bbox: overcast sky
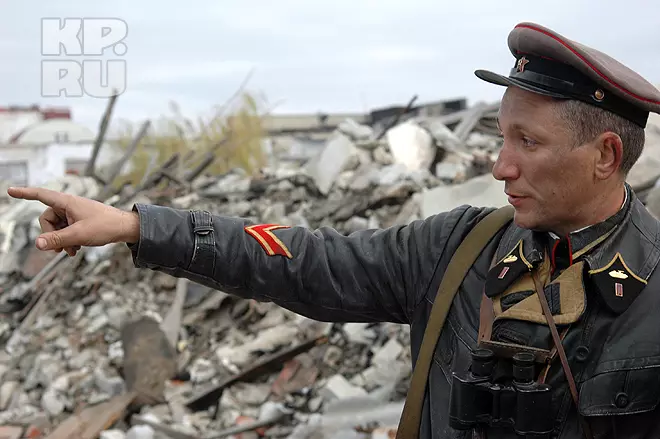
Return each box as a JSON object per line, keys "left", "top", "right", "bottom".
{"left": 1, "top": 1, "right": 659, "bottom": 132}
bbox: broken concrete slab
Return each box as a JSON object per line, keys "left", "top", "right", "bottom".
{"left": 304, "top": 133, "right": 359, "bottom": 195}
{"left": 0, "top": 426, "right": 23, "bottom": 439}
{"left": 435, "top": 161, "right": 469, "bottom": 183}
{"left": 338, "top": 119, "right": 375, "bottom": 142}
{"left": 628, "top": 112, "right": 660, "bottom": 189}
{"left": 385, "top": 121, "right": 436, "bottom": 172}
{"left": 417, "top": 117, "right": 463, "bottom": 153}
{"left": 421, "top": 173, "right": 508, "bottom": 218}
{"left": 645, "top": 185, "right": 660, "bottom": 220}
{"left": 321, "top": 374, "right": 368, "bottom": 401}
{"left": 453, "top": 101, "right": 492, "bottom": 142}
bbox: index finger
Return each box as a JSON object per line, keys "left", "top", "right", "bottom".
{"left": 7, "top": 187, "right": 69, "bottom": 209}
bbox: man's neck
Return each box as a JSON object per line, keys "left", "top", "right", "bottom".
{"left": 550, "top": 184, "right": 627, "bottom": 237}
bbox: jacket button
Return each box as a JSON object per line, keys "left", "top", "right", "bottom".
{"left": 615, "top": 392, "right": 629, "bottom": 408}
{"left": 575, "top": 346, "right": 589, "bottom": 362}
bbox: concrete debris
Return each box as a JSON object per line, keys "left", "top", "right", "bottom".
{"left": 304, "top": 133, "right": 360, "bottom": 195}
{"left": 635, "top": 113, "right": 660, "bottom": 218}
{"left": 385, "top": 121, "right": 436, "bottom": 172}
{"left": 0, "top": 95, "right": 659, "bottom": 439}
{"left": 421, "top": 173, "right": 508, "bottom": 219}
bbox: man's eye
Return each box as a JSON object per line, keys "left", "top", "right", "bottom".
{"left": 522, "top": 137, "right": 537, "bottom": 147}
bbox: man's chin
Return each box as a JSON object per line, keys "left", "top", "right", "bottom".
{"left": 511, "top": 209, "right": 540, "bottom": 231}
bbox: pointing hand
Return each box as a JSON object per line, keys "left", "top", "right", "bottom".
{"left": 6, "top": 187, "right": 140, "bottom": 257}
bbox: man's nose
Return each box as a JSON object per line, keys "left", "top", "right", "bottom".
{"left": 491, "top": 145, "right": 519, "bottom": 181}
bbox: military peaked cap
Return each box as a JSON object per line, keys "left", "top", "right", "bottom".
{"left": 475, "top": 22, "right": 660, "bottom": 128}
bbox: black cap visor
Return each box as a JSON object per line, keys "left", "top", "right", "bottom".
{"left": 475, "top": 54, "right": 649, "bottom": 127}
{"left": 474, "top": 69, "right": 568, "bottom": 99}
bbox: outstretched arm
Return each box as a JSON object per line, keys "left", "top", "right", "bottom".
{"left": 128, "top": 203, "right": 490, "bottom": 324}
{"left": 6, "top": 186, "right": 491, "bottom": 324}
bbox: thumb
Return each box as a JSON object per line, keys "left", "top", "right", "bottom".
{"left": 36, "top": 222, "right": 87, "bottom": 250}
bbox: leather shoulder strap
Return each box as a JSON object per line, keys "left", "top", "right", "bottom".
{"left": 396, "top": 205, "right": 515, "bottom": 439}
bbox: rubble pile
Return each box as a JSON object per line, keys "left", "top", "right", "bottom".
{"left": 0, "top": 99, "right": 510, "bottom": 439}
{"left": 177, "top": 102, "right": 660, "bottom": 233}
{"left": 0, "top": 94, "right": 659, "bottom": 439}
{"left": 172, "top": 101, "right": 507, "bottom": 233}
{"left": 0, "top": 245, "right": 411, "bottom": 439}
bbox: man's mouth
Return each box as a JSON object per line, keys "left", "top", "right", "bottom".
{"left": 506, "top": 192, "right": 528, "bottom": 206}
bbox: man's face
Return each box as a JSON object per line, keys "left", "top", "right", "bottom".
{"left": 492, "top": 87, "right": 599, "bottom": 233}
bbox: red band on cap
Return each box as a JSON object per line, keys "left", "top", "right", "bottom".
{"left": 515, "top": 23, "right": 660, "bottom": 105}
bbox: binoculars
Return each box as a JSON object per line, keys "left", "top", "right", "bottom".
{"left": 448, "top": 349, "right": 554, "bottom": 438}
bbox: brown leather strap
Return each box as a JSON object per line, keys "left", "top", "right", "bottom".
{"left": 538, "top": 326, "right": 570, "bottom": 383}
{"left": 477, "top": 293, "right": 552, "bottom": 362}
{"left": 478, "top": 293, "right": 495, "bottom": 343}
{"left": 532, "top": 272, "right": 594, "bottom": 439}
{"left": 396, "top": 206, "right": 514, "bottom": 439}
{"left": 395, "top": 205, "right": 515, "bottom": 439}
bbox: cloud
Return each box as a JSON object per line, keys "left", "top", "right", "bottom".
{"left": 361, "top": 45, "right": 440, "bottom": 63}
{"left": 0, "top": 0, "right": 658, "bottom": 132}
{"left": 131, "top": 60, "right": 258, "bottom": 87}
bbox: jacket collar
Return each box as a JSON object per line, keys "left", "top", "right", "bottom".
{"left": 547, "top": 186, "right": 628, "bottom": 259}
{"left": 490, "top": 185, "right": 660, "bottom": 313}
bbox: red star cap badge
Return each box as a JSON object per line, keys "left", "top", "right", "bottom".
{"left": 516, "top": 56, "right": 530, "bottom": 73}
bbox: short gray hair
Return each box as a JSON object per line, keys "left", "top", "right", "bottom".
{"left": 554, "top": 99, "right": 645, "bottom": 175}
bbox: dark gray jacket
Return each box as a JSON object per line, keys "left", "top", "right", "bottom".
{"left": 127, "top": 188, "right": 660, "bottom": 439}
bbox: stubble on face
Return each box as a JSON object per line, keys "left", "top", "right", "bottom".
{"left": 495, "top": 87, "right": 598, "bottom": 234}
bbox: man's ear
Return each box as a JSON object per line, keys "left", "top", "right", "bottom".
{"left": 594, "top": 132, "right": 623, "bottom": 180}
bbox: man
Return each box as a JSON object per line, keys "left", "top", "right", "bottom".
{"left": 8, "top": 22, "right": 660, "bottom": 438}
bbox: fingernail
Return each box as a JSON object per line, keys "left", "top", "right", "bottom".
{"left": 36, "top": 238, "right": 47, "bottom": 249}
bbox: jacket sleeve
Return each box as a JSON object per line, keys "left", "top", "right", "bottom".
{"left": 127, "top": 203, "right": 492, "bottom": 324}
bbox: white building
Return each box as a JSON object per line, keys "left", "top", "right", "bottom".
{"left": 0, "top": 105, "right": 121, "bottom": 187}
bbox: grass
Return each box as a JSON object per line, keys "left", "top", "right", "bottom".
{"left": 111, "top": 88, "right": 270, "bottom": 189}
